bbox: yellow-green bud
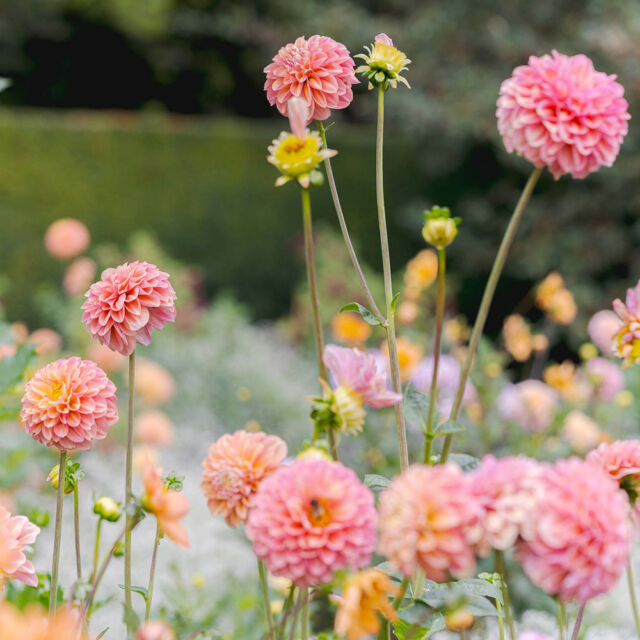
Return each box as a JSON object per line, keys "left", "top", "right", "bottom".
{"left": 446, "top": 608, "right": 475, "bottom": 631}
{"left": 93, "top": 496, "right": 121, "bottom": 522}
{"left": 297, "top": 446, "right": 333, "bottom": 462}
{"left": 579, "top": 342, "right": 598, "bottom": 361}
{"left": 47, "top": 464, "right": 74, "bottom": 495}
{"left": 422, "top": 217, "right": 458, "bottom": 249}
{"left": 113, "top": 541, "right": 125, "bottom": 557}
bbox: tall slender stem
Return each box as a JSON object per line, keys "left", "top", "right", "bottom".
{"left": 316, "top": 122, "right": 386, "bottom": 327}
{"left": 627, "top": 561, "right": 640, "bottom": 636}
{"left": 300, "top": 588, "right": 309, "bottom": 640}
{"left": 92, "top": 518, "right": 102, "bottom": 583}
{"left": 424, "top": 248, "right": 446, "bottom": 464}
{"left": 496, "top": 597, "right": 506, "bottom": 640}
{"left": 145, "top": 524, "right": 161, "bottom": 622}
{"left": 73, "top": 483, "right": 82, "bottom": 581}
{"left": 50, "top": 450, "right": 67, "bottom": 613}
{"left": 124, "top": 350, "right": 136, "bottom": 617}
{"left": 570, "top": 604, "right": 585, "bottom": 640}
{"left": 494, "top": 550, "right": 516, "bottom": 640}
{"left": 258, "top": 558, "right": 275, "bottom": 640}
{"left": 277, "top": 585, "right": 296, "bottom": 640}
{"left": 557, "top": 601, "right": 567, "bottom": 640}
{"left": 441, "top": 167, "right": 542, "bottom": 462}
{"left": 376, "top": 84, "right": 409, "bottom": 470}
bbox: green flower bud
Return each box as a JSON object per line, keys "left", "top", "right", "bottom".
{"left": 113, "top": 541, "right": 125, "bottom": 557}
{"left": 93, "top": 496, "right": 121, "bottom": 522}
{"left": 47, "top": 464, "right": 74, "bottom": 495}
{"left": 422, "top": 206, "right": 460, "bottom": 250}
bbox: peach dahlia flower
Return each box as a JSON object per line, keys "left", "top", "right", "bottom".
{"left": 0, "top": 507, "right": 40, "bottom": 587}
{"left": 44, "top": 218, "right": 90, "bottom": 261}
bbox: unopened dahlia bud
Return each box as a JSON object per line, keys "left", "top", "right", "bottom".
{"left": 297, "top": 445, "right": 333, "bottom": 462}
{"left": 93, "top": 496, "right": 121, "bottom": 522}
{"left": 47, "top": 465, "right": 74, "bottom": 495}
{"left": 422, "top": 206, "right": 460, "bottom": 250}
{"left": 355, "top": 33, "right": 411, "bottom": 90}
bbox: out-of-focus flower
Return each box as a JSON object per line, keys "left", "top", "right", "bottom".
{"left": 0, "top": 507, "right": 39, "bottom": 587}
{"left": 0, "top": 344, "right": 17, "bottom": 362}
{"left": 445, "top": 608, "right": 474, "bottom": 631}
{"left": 497, "top": 380, "right": 559, "bottom": 433}
{"left": 403, "top": 250, "right": 438, "bottom": 299}
{"left": 135, "top": 410, "right": 175, "bottom": 447}
{"left": 396, "top": 301, "right": 418, "bottom": 325}
{"left": 264, "top": 35, "right": 357, "bottom": 122}
{"left": 497, "top": 50, "right": 630, "bottom": 179}
{"left": 82, "top": 261, "right": 176, "bottom": 357}
{"left": 535, "top": 273, "right": 577, "bottom": 325}
{"left": 63, "top": 257, "right": 97, "bottom": 297}
{"left": 93, "top": 496, "right": 121, "bottom": 522}
{"left": 334, "top": 569, "right": 400, "bottom": 640}
{"left": 27, "top": 329, "right": 62, "bottom": 356}
{"left": 10, "top": 322, "right": 28, "bottom": 343}
{"left": 134, "top": 621, "right": 176, "bottom": 640}
{"left": 561, "top": 410, "right": 603, "bottom": 454}
{"left": 378, "top": 464, "right": 481, "bottom": 581}
{"left": 87, "top": 342, "right": 127, "bottom": 373}
{"left": 517, "top": 458, "right": 630, "bottom": 602}
{"left": 297, "top": 446, "right": 333, "bottom": 462}
{"left": 519, "top": 634, "right": 554, "bottom": 640}
{"left": 531, "top": 334, "right": 549, "bottom": 353}
{"left": 613, "top": 280, "right": 640, "bottom": 368}
{"left": 421, "top": 206, "right": 459, "bottom": 250}
{"left": 578, "top": 342, "right": 598, "bottom": 361}
{"left": 134, "top": 358, "right": 176, "bottom": 407}
{"left": 201, "top": 430, "right": 287, "bottom": 528}
{"left": 21, "top": 357, "right": 118, "bottom": 451}
{"left": 470, "top": 455, "right": 545, "bottom": 553}
{"left": 444, "top": 316, "right": 470, "bottom": 345}
{"left": 247, "top": 460, "right": 377, "bottom": 587}
{"left": 536, "top": 272, "right": 564, "bottom": 308}
{"left": 133, "top": 445, "right": 158, "bottom": 472}
{"left": 355, "top": 33, "right": 410, "bottom": 91}
{"left": 44, "top": 218, "right": 90, "bottom": 260}
{"left": 585, "top": 357, "right": 625, "bottom": 402}
{"left": 616, "top": 389, "right": 634, "bottom": 408}
{"left": 588, "top": 310, "right": 621, "bottom": 354}
{"left": 381, "top": 337, "right": 422, "bottom": 383}
{"left": 331, "top": 312, "right": 372, "bottom": 347}
{"left": 502, "top": 314, "right": 534, "bottom": 362}
{"left": 0, "top": 603, "right": 88, "bottom": 639}
{"left": 543, "top": 361, "right": 589, "bottom": 404}
{"left": 142, "top": 460, "right": 189, "bottom": 547}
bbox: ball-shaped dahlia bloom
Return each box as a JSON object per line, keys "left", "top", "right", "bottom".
{"left": 470, "top": 455, "right": 545, "bottom": 554}
{"left": 588, "top": 309, "right": 622, "bottom": 355}
{"left": 201, "top": 430, "right": 287, "bottom": 527}
{"left": 82, "top": 261, "right": 176, "bottom": 356}
{"left": 44, "top": 218, "right": 90, "bottom": 260}
{"left": 516, "top": 458, "right": 630, "bottom": 602}
{"left": 497, "top": 50, "right": 630, "bottom": 179}
{"left": 0, "top": 507, "right": 40, "bottom": 587}
{"left": 20, "top": 357, "right": 118, "bottom": 451}
{"left": 63, "top": 257, "right": 97, "bottom": 297}
{"left": 246, "top": 460, "right": 377, "bottom": 587}
{"left": 377, "top": 464, "right": 482, "bottom": 582}
{"left": 613, "top": 280, "right": 640, "bottom": 369}
{"left": 497, "top": 380, "right": 559, "bottom": 433}
{"left": 264, "top": 35, "right": 358, "bottom": 122}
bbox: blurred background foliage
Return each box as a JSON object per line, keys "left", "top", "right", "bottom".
{"left": 0, "top": 0, "right": 639, "bottom": 334}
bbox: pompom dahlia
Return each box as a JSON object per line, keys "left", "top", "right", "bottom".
{"left": 497, "top": 50, "right": 630, "bottom": 179}
{"left": 264, "top": 35, "right": 357, "bottom": 122}
{"left": 201, "top": 430, "right": 287, "bottom": 527}
{"left": 587, "top": 440, "right": 640, "bottom": 511}
{"left": 21, "top": 357, "right": 118, "bottom": 452}
{"left": 377, "top": 464, "right": 482, "bottom": 582}
{"left": 82, "top": 261, "right": 176, "bottom": 356}
{"left": 44, "top": 218, "right": 90, "bottom": 261}
{"left": 613, "top": 280, "right": 640, "bottom": 368}
{"left": 246, "top": 460, "right": 377, "bottom": 587}
{"left": 0, "top": 507, "right": 40, "bottom": 587}
{"left": 516, "top": 458, "right": 630, "bottom": 602}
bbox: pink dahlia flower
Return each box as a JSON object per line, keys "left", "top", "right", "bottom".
{"left": 323, "top": 345, "right": 401, "bottom": 409}
{"left": 246, "top": 460, "right": 377, "bottom": 587}
{"left": 63, "top": 257, "right": 97, "bottom": 297}
{"left": 44, "top": 218, "right": 90, "bottom": 260}
{"left": 377, "top": 464, "right": 482, "bottom": 582}
{"left": 264, "top": 35, "right": 358, "bottom": 122}
{"left": 585, "top": 357, "right": 625, "bottom": 402}
{"left": 516, "top": 458, "right": 630, "bottom": 602}
{"left": 0, "top": 507, "right": 40, "bottom": 587}
{"left": 587, "top": 439, "right": 640, "bottom": 484}
{"left": 497, "top": 380, "right": 559, "bottom": 433}
{"left": 470, "top": 455, "right": 545, "bottom": 553}
{"left": 82, "top": 261, "right": 176, "bottom": 356}
{"left": 201, "top": 430, "right": 287, "bottom": 527}
{"left": 587, "top": 309, "right": 621, "bottom": 355}
{"left": 497, "top": 50, "right": 630, "bottom": 179}
{"left": 613, "top": 280, "right": 640, "bottom": 368}
{"left": 21, "top": 357, "right": 118, "bottom": 451}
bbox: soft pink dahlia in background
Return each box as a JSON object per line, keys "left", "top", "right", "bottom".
{"left": 470, "top": 455, "right": 545, "bottom": 553}
{"left": 82, "top": 261, "right": 176, "bottom": 356}
{"left": 0, "top": 507, "right": 39, "bottom": 587}
{"left": 264, "top": 35, "right": 357, "bottom": 122}
{"left": 613, "top": 280, "right": 640, "bottom": 368}
{"left": 517, "top": 458, "right": 630, "bottom": 602}
{"left": 44, "top": 218, "right": 90, "bottom": 260}
{"left": 201, "top": 430, "right": 287, "bottom": 527}
{"left": 587, "top": 309, "right": 621, "bottom": 354}
{"left": 246, "top": 460, "right": 377, "bottom": 587}
{"left": 63, "top": 257, "right": 97, "bottom": 297}
{"left": 497, "top": 50, "right": 630, "bottom": 179}
{"left": 134, "top": 621, "right": 176, "bottom": 640}
{"left": 585, "top": 357, "right": 625, "bottom": 402}
{"left": 497, "top": 380, "right": 559, "bottom": 433}
{"left": 21, "top": 357, "right": 118, "bottom": 451}
{"left": 377, "top": 464, "right": 482, "bottom": 582}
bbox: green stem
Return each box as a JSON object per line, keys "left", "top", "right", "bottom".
{"left": 441, "top": 167, "right": 542, "bottom": 462}
{"left": 494, "top": 550, "right": 516, "bottom": 640}
{"left": 496, "top": 597, "right": 505, "bottom": 640}
{"left": 276, "top": 585, "right": 296, "bottom": 640}
{"left": 570, "top": 604, "right": 585, "bottom": 640}
{"left": 73, "top": 482, "right": 82, "bottom": 581}
{"left": 145, "top": 524, "right": 161, "bottom": 622}
{"left": 258, "top": 558, "right": 275, "bottom": 640}
{"left": 627, "top": 561, "right": 640, "bottom": 636}
{"left": 316, "top": 121, "right": 387, "bottom": 327}
{"left": 376, "top": 84, "right": 408, "bottom": 470}
{"left": 393, "top": 577, "right": 410, "bottom": 608}
{"left": 124, "top": 350, "right": 135, "bottom": 619}
{"left": 424, "top": 248, "right": 446, "bottom": 464}
{"left": 557, "top": 600, "right": 567, "bottom": 640}
{"left": 301, "top": 588, "right": 309, "bottom": 640}
{"left": 91, "top": 518, "right": 102, "bottom": 583}
{"left": 49, "top": 450, "right": 67, "bottom": 614}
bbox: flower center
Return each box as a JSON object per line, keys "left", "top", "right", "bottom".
{"left": 48, "top": 382, "right": 64, "bottom": 401}
{"left": 308, "top": 498, "right": 332, "bottom": 527}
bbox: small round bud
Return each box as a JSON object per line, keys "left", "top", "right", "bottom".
{"left": 297, "top": 446, "right": 333, "bottom": 462}
{"left": 47, "top": 464, "right": 74, "bottom": 495}
{"left": 446, "top": 608, "right": 475, "bottom": 631}
{"left": 113, "top": 541, "right": 125, "bottom": 557}
{"left": 94, "top": 496, "right": 121, "bottom": 522}
{"left": 422, "top": 217, "right": 458, "bottom": 249}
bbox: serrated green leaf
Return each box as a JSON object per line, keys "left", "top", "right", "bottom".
{"left": 434, "top": 420, "right": 466, "bottom": 435}
{"left": 339, "top": 302, "right": 382, "bottom": 326}
{"left": 364, "top": 474, "right": 391, "bottom": 490}
{"left": 0, "top": 344, "right": 36, "bottom": 395}
{"left": 390, "top": 292, "right": 401, "bottom": 314}
{"left": 446, "top": 453, "right": 480, "bottom": 472}
{"left": 122, "top": 602, "right": 140, "bottom": 633}
{"left": 403, "top": 382, "right": 430, "bottom": 431}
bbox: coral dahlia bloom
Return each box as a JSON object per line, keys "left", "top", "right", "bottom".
{"left": 613, "top": 280, "right": 640, "bottom": 368}
{"left": 201, "top": 430, "right": 287, "bottom": 527}
{"left": 264, "top": 35, "right": 357, "bottom": 122}
{"left": 21, "top": 357, "right": 118, "bottom": 452}
{"left": 497, "top": 50, "right": 630, "bottom": 179}
{"left": 588, "top": 309, "right": 621, "bottom": 354}
{"left": 377, "top": 464, "right": 482, "bottom": 582}
{"left": 134, "top": 358, "right": 176, "bottom": 407}
{"left": 516, "top": 458, "right": 630, "bottom": 602}
{"left": 135, "top": 621, "right": 176, "bottom": 640}
{"left": 0, "top": 507, "right": 40, "bottom": 587}
{"left": 497, "top": 380, "right": 559, "bottom": 433}
{"left": 334, "top": 569, "right": 400, "bottom": 640}
{"left": 82, "top": 261, "right": 176, "bottom": 356}
{"left": 246, "top": 460, "right": 377, "bottom": 587}
{"left": 44, "top": 218, "right": 90, "bottom": 260}
{"left": 142, "top": 460, "right": 190, "bottom": 547}
{"left": 63, "top": 257, "right": 97, "bottom": 297}
{"left": 135, "top": 410, "right": 175, "bottom": 447}
{"left": 0, "top": 604, "right": 88, "bottom": 640}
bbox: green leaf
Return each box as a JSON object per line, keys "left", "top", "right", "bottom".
{"left": 122, "top": 602, "right": 140, "bottom": 633}
{"left": 390, "top": 292, "right": 401, "bottom": 314}
{"left": 364, "top": 474, "right": 391, "bottom": 491}
{"left": 447, "top": 453, "right": 479, "bottom": 472}
{"left": 339, "top": 302, "right": 382, "bottom": 326}
{"left": 453, "top": 578, "right": 503, "bottom": 603}
{"left": 118, "top": 583, "right": 148, "bottom": 603}
{"left": 0, "top": 344, "right": 36, "bottom": 395}
{"left": 375, "top": 561, "right": 404, "bottom": 582}
{"left": 395, "top": 607, "right": 446, "bottom": 638}
{"left": 403, "top": 383, "right": 430, "bottom": 431}
{"left": 434, "top": 420, "right": 466, "bottom": 435}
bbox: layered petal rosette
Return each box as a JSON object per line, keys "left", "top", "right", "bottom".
{"left": 0, "top": 507, "right": 40, "bottom": 587}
